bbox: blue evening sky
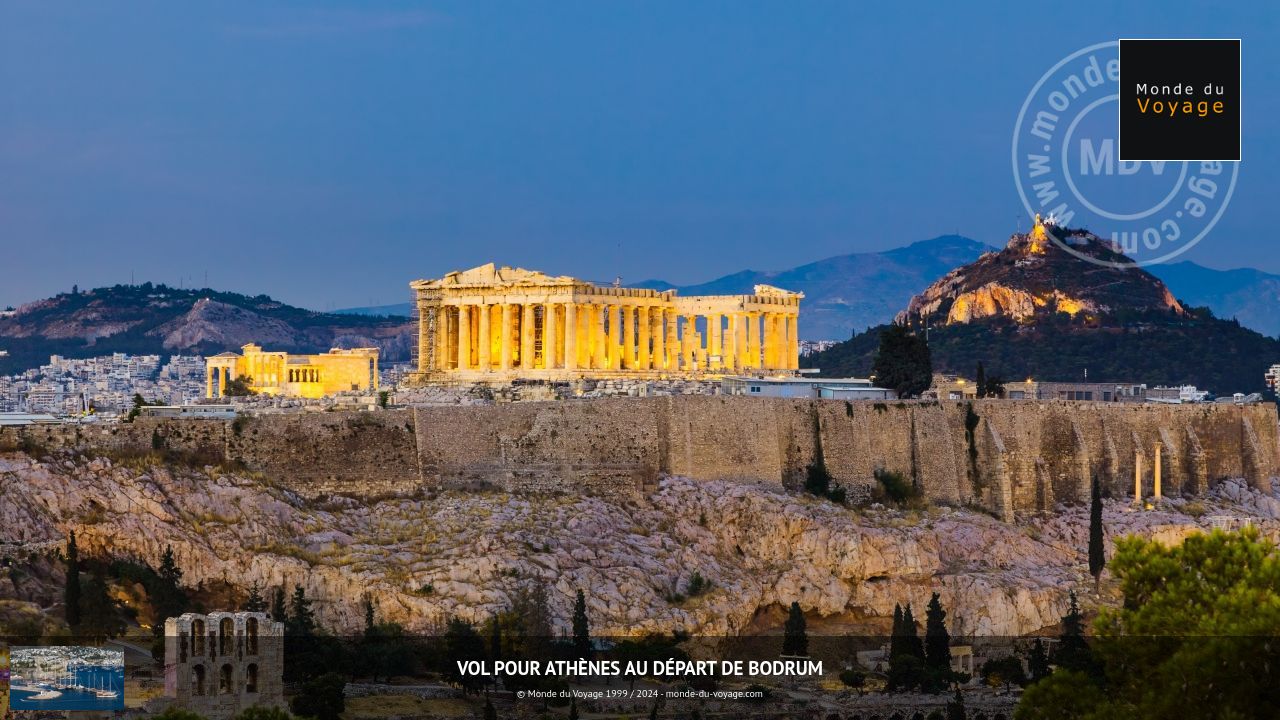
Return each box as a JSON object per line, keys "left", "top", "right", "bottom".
{"left": 2, "top": 1, "right": 1276, "bottom": 310}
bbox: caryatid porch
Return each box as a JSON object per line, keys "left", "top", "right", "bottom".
{"left": 408, "top": 263, "right": 803, "bottom": 383}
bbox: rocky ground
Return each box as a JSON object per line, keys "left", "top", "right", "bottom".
{"left": 2, "top": 449, "right": 1278, "bottom": 640}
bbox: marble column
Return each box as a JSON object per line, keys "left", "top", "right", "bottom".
{"left": 499, "top": 304, "right": 514, "bottom": 370}
{"left": 637, "top": 306, "right": 650, "bottom": 370}
{"left": 652, "top": 308, "right": 665, "bottom": 370}
{"left": 543, "top": 303, "right": 558, "bottom": 369}
{"left": 592, "top": 304, "right": 608, "bottom": 369}
{"left": 746, "top": 312, "right": 760, "bottom": 369}
{"left": 762, "top": 313, "right": 776, "bottom": 369}
{"left": 564, "top": 303, "right": 579, "bottom": 370}
{"left": 666, "top": 310, "right": 680, "bottom": 370}
{"left": 436, "top": 308, "right": 451, "bottom": 371}
{"left": 708, "top": 314, "right": 722, "bottom": 370}
{"left": 679, "top": 315, "right": 694, "bottom": 371}
{"left": 417, "top": 301, "right": 431, "bottom": 372}
{"left": 786, "top": 313, "right": 799, "bottom": 369}
{"left": 477, "top": 303, "right": 492, "bottom": 370}
{"left": 206, "top": 367, "right": 214, "bottom": 398}
{"left": 457, "top": 304, "right": 472, "bottom": 370}
{"left": 724, "top": 313, "right": 739, "bottom": 372}
{"left": 622, "top": 306, "right": 635, "bottom": 369}
{"left": 520, "top": 304, "right": 535, "bottom": 368}
{"left": 608, "top": 304, "right": 622, "bottom": 370}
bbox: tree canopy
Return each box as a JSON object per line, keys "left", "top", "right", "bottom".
{"left": 1017, "top": 529, "right": 1280, "bottom": 719}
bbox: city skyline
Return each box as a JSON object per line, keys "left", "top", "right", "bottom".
{"left": 3, "top": 1, "right": 1278, "bottom": 311}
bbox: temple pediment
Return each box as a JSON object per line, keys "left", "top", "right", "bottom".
{"left": 754, "top": 284, "right": 805, "bottom": 299}
{"left": 418, "top": 263, "right": 579, "bottom": 289}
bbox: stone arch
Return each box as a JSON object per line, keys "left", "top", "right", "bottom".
{"left": 192, "top": 619, "right": 206, "bottom": 656}
{"left": 246, "top": 616, "right": 259, "bottom": 655}
{"left": 219, "top": 617, "right": 234, "bottom": 655}
{"left": 219, "top": 663, "right": 234, "bottom": 694}
{"left": 191, "top": 664, "right": 206, "bottom": 696}
{"left": 245, "top": 663, "right": 259, "bottom": 693}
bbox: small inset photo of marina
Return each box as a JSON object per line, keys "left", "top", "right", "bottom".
{"left": 10, "top": 645, "right": 124, "bottom": 711}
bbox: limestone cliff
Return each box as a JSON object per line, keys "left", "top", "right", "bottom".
{"left": 3, "top": 451, "right": 1277, "bottom": 640}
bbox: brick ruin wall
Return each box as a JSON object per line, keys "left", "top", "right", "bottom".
{"left": 3, "top": 398, "right": 1278, "bottom": 520}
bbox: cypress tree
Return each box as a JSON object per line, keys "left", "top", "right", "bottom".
{"left": 975, "top": 362, "right": 987, "bottom": 398}
{"left": 572, "top": 589, "right": 592, "bottom": 660}
{"left": 363, "top": 595, "right": 376, "bottom": 635}
{"left": 782, "top": 601, "right": 808, "bottom": 657}
{"left": 289, "top": 585, "right": 316, "bottom": 636}
{"left": 65, "top": 530, "right": 81, "bottom": 629}
{"left": 889, "top": 603, "right": 904, "bottom": 659}
{"left": 483, "top": 696, "right": 497, "bottom": 720}
{"left": 1088, "top": 477, "right": 1105, "bottom": 591}
{"left": 271, "top": 586, "right": 287, "bottom": 621}
{"left": 902, "top": 603, "right": 924, "bottom": 660}
{"left": 568, "top": 697, "right": 579, "bottom": 720}
{"left": 923, "top": 593, "right": 952, "bottom": 692}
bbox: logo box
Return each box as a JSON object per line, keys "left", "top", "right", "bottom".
{"left": 1119, "top": 39, "right": 1240, "bottom": 161}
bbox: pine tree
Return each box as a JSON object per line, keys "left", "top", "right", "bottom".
{"left": 65, "top": 530, "right": 81, "bottom": 629}
{"left": 872, "top": 324, "right": 933, "bottom": 398}
{"left": 571, "top": 589, "right": 592, "bottom": 660}
{"left": 1088, "top": 477, "right": 1105, "bottom": 591}
{"left": 923, "top": 593, "right": 952, "bottom": 692}
{"left": 271, "top": 586, "right": 287, "bottom": 620}
{"left": 782, "top": 601, "right": 808, "bottom": 657}
{"left": 243, "top": 581, "right": 267, "bottom": 613}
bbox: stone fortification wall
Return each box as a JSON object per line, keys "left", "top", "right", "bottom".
{"left": 3, "top": 398, "right": 1276, "bottom": 519}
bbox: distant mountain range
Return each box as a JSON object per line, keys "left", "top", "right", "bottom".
{"left": 0, "top": 284, "right": 414, "bottom": 375}
{"left": 806, "top": 224, "right": 1280, "bottom": 394}
{"left": 337, "top": 236, "right": 1280, "bottom": 341}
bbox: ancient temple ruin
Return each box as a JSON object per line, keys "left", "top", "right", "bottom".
{"left": 407, "top": 263, "right": 803, "bottom": 383}
{"left": 161, "top": 611, "right": 284, "bottom": 719}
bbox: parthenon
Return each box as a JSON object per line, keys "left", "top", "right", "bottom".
{"left": 407, "top": 263, "right": 802, "bottom": 383}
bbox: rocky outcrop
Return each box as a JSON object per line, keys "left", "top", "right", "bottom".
{"left": 3, "top": 451, "right": 1277, "bottom": 640}
{"left": 151, "top": 298, "right": 301, "bottom": 350}
{"left": 896, "top": 222, "right": 1183, "bottom": 326}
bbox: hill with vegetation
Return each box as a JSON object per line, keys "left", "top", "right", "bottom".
{"left": 805, "top": 222, "right": 1280, "bottom": 395}
{"left": 0, "top": 283, "right": 414, "bottom": 374}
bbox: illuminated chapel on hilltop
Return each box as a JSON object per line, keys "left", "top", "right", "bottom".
{"left": 407, "top": 263, "right": 803, "bottom": 383}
